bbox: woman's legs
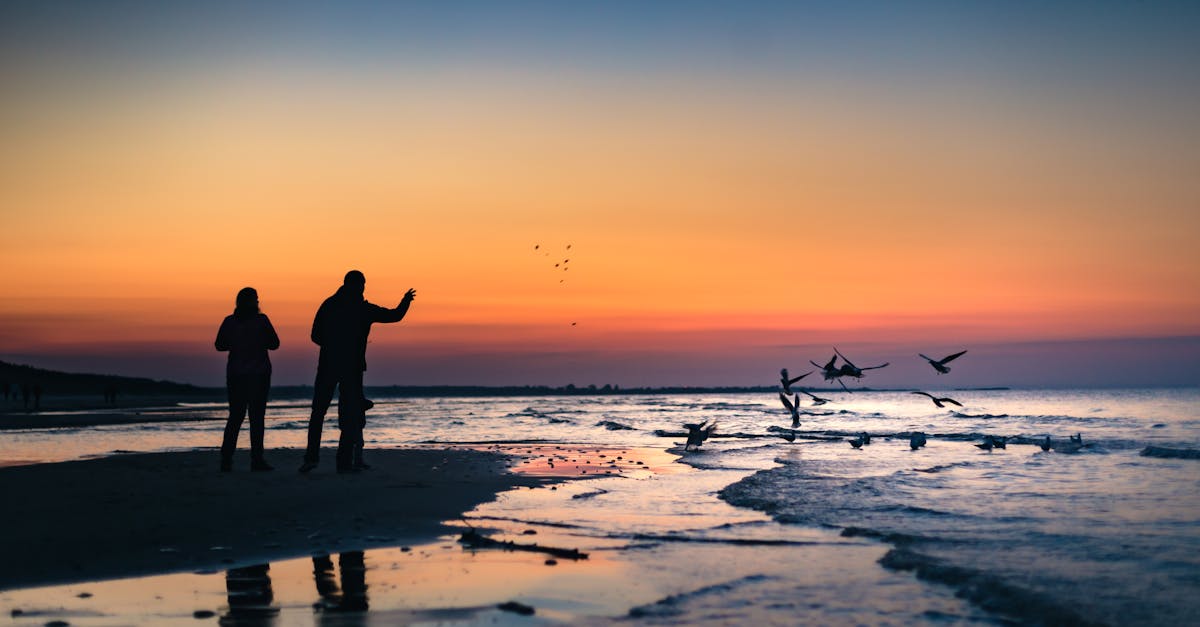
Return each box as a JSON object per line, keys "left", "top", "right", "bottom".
{"left": 221, "top": 375, "right": 250, "bottom": 470}
{"left": 248, "top": 373, "right": 272, "bottom": 470}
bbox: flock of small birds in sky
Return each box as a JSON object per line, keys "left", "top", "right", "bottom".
{"left": 532, "top": 243, "right": 576, "bottom": 327}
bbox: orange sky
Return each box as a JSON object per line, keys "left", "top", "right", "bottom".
{"left": 2, "top": 3, "right": 1198, "bottom": 386}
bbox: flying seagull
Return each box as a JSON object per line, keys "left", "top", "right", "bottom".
{"left": 919, "top": 350, "right": 968, "bottom": 374}
{"left": 801, "top": 390, "right": 832, "bottom": 406}
{"left": 912, "top": 391, "right": 963, "bottom": 408}
{"left": 810, "top": 354, "right": 841, "bottom": 383}
{"left": 779, "top": 368, "right": 813, "bottom": 395}
{"left": 779, "top": 392, "right": 802, "bottom": 428}
{"left": 684, "top": 420, "right": 718, "bottom": 451}
{"left": 835, "top": 348, "right": 892, "bottom": 381}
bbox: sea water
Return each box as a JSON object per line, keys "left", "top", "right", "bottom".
{"left": 2, "top": 388, "right": 1198, "bottom": 625}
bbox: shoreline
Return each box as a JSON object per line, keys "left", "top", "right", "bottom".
{"left": 0, "top": 447, "right": 556, "bottom": 592}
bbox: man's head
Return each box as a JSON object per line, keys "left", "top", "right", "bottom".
{"left": 343, "top": 270, "right": 366, "bottom": 296}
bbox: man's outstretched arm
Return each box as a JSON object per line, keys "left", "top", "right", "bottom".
{"left": 369, "top": 288, "right": 416, "bottom": 323}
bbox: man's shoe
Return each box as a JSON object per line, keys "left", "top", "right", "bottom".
{"left": 251, "top": 460, "right": 274, "bottom": 472}
{"left": 298, "top": 461, "right": 318, "bottom": 473}
{"left": 354, "top": 462, "right": 372, "bottom": 471}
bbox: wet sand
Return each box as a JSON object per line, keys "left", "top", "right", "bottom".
{"left": 0, "top": 445, "right": 999, "bottom": 624}
{"left": 0, "top": 448, "right": 552, "bottom": 591}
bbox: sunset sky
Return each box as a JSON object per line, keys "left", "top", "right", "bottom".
{"left": 2, "top": 1, "right": 1198, "bottom": 388}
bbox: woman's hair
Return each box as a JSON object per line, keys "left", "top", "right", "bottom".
{"left": 234, "top": 287, "right": 259, "bottom": 318}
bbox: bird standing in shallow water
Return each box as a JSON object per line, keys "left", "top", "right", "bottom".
{"left": 1040, "top": 436, "right": 1052, "bottom": 451}
{"left": 976, "top": 435, "right": 1006, "bottom": 451}
{"left": 910, "top": 432, "right": 927, "bottom": 449}
{"left": 848, "top": 436, "right": 864, "bottom": 449}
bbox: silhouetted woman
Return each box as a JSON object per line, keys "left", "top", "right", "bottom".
{"left": 216, "top": 287, "right": 280, "bottom": 472}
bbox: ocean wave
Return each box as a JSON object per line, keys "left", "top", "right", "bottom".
{"left": 629, "top": 574, "right": 775, "bottom": 618}
{"left": 879, "top": 548, "right": 1093, "bottom": 626}
{"left": 701, "top": 402, "right": 764, "bottom": 411}
{"left": 269, "top": 421, "right": 310, "bottom": 430}
{"left": 1140, "top": 446, "right": 1200, "bottom": 460}
{"left": 596, "top": 420, "right": 635, "bottom": 431}
{"left": 910, "top": 462, "right": 972, "bottom": 474}
{"left": 506, "top": 407, "right": 549, "bottom": 419}
{"left": 950, "top": 412, "right": 1010, "bottom": 419}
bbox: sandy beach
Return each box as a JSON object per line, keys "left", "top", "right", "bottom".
{"left": 0, "top": 448, "right": 550, "bottom": 591}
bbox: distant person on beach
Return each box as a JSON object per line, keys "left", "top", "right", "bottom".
{"left": 102, "top": 383, "right": 119, "bottom": 405}
{"left": 299, "top": 270, "right": 415, "bottom": 474}
{"left": 32, "top": 383, "right": 42, "bottom": 411}
{"left": 215, "top": 287, "right": 280, "bottom": 472}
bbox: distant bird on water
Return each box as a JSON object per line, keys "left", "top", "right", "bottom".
{"left": 909, "top": 432, "right": 928, "bottom": 450}
{"left": 919, "top": 350, "right": 968, "bottom": 374}
{"left": 777, "top": 430, "right": 796, "bottom": 443}
{"left": 912, "top": 391, "right": 963, "bottom": 408}
{"left": 779, "top": 368, "right": 813, "bottom": 395}
{"left": 1057, "top": 433, "right": 1085, "bottom": 453}
{"left": 801, "top": 390, "right": 832, "bottom": 406}
{"left": 859, "top": 431, "right": 871, "bottom": 445}
{"left": 1040, "top": 436, "right": 1052, "bottom": 451}
{"left": 848, "top": 436, "right": 864, "bottom": 449}
{"left": 684, "top": 420, "right": 718, "bottom": 451}
{"left": 779, "top": 392, "right": 802, "bottom": 428}
{"left": 975, "top": 435, "right": 1006, "bottom": 451}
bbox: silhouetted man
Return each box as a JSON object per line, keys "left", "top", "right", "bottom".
{"left": 300, "top": 270, "right": 415, "bottom": 473}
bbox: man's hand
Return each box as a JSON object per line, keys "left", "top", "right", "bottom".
{"left": 402, "top": 288, "right": 416, "bottom": 304}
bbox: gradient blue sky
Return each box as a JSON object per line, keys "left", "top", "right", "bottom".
{"left": 2, "top": 1, "right": 1198, "bottom": 387}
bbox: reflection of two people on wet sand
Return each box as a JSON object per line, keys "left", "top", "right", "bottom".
{"left": 221, "top": 552, "right": 367, "bottom": 624}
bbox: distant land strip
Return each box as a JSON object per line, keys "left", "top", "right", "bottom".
{"left": 2, "top": 360, "right": 1016, "bottom": 406}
